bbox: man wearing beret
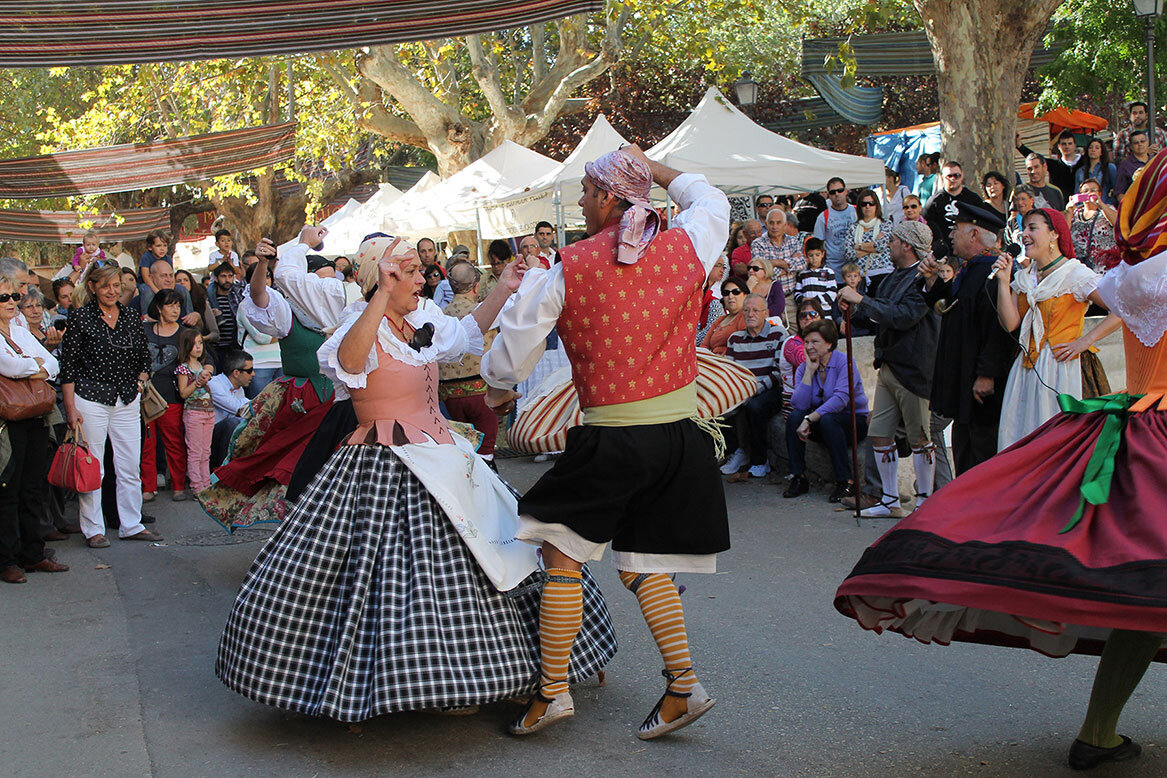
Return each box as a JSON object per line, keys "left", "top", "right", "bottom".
{"left": 920, "top": 201, "right": 1018, "bottom": 474}
{"left": 838, "top": 220, "right": 944, "bottom": 516}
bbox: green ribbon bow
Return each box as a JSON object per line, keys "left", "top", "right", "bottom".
{"left": 1056, "top": 392, "right": 1142, "bottom": 534}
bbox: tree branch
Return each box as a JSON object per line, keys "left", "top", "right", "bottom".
{"left": 317, "top": 53, "right": 427, "bottom": 147}
{"left": 467, "top": 34, "right": 523, "bottom": 134}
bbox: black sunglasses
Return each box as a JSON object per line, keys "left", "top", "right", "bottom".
{"left": 860, "top": 201, "right": 877, "bottom": 207}
{"left": 828, "top": 188, "right": 845, "bottom": 194}
{"left": 236, "top": 367, "right": 254, "bottom": 374}
{"left": 0, "top": 292, "right": 21, "bottom": 303}
{"left": 747, "top": 265, "right": 764, "bottom": 272}
{"left": 722, "top": 289, "right": 745, "bottom": 297}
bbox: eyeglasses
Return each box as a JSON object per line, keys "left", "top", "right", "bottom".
{"left": 0, "top": 292, "right": 22, "bottom": 303}
{"left": 944, "top": 173, "right": 963, "bottom": 179}
{"left": 722, "top": 289, "right": 745, "bottom": 297}
{"left": 757, "top": 201, "right": 774, "bottom": 208}
{"left": 237, "top": 367, "right": 255, "bottom": 374}
{"left": 860, "top": 201, "right": 877, "bottom": 207}
{"left": 798, "top": 311, "right": 820, "bottom": 320}
{"left": 904, "top": 203, "right": 920, "bottom": 209}
{"left": 747, "top": 265, "right": 764, "bottom": 272}
{"left": 827, "top": 188, "right": 845, "bottom": 195}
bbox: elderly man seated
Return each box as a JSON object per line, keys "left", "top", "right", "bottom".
{"left": 720, "top": 293, "right": 786, "bottom": 479}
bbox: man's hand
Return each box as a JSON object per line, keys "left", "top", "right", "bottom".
{"left": 838, "top": 286, "right": 863, "bottom": 307}
{"left": 972, "top": 376, "right": 995, "bottom": 404}
{"left": 484, "top": 386, "right": 521, "bottom": 416}
{"left": 255, "top": 237, "right": 277, "bottom": 261}
{"left": 298, "top": 225, "right": 327, "bottom": 249}
{"left": 498, "top": 259, "right": 527, "bottom": 293}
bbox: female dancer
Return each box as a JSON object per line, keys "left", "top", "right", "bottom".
{"left": 835, "top": 149, "right": 1167, "bottom": 770}
{"left": 993, "top": 208, "right": 1120, "bottom": 450}
{"left": 217, "top": 238, "right": 615, "bottom": 720}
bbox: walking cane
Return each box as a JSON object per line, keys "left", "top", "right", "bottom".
{"left": 844, "top": 304, "right": 861, "bottom": 526}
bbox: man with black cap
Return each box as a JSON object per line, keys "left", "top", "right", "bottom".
{"left": 920, "top": 201, "right": 1018, "bottom": 474}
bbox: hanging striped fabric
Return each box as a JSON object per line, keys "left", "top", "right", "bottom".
{"left": 0, "top": 207, "right": 171, "bottom": 243}
{"left": 508, "top": 349, "right": 758, "bottom": 455}
{"left": 0, "top": 0, "right": 603, "bottom": 67}
{"left": 0, "top": 123, "right": 297, "bottom": 199}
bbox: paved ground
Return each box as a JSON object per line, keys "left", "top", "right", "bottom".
{"left": 3, "top": 458, "right": 1164, "bottom": 778}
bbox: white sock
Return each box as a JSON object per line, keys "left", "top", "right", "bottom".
{"left": 912, "top": 445, "right": 936, "bottom": 502}
{"left": 875, "top": 445, "right": 899, "bottom": 504}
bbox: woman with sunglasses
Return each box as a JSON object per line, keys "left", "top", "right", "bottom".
{"left": 59, "top": 261, "right": 162, "bottom": 548}
{"left": 0, "top": 272, "right": 69, "bottom": 583}
{"left": 847, "top": 189, "right": 893, "bottom": 296}
{"left": 778, "top": 298, "right": 825, "bottom": 416}
{"left": 422, "top": 264, "right": 444, "bottom": 300}
{"left": 696, "top": 254, "right": 727, "bottom": 346}
{"left": 900, "top": 195, "right": 926, "bottom": 224}
{"left": 700, "top": 277, "right": 748, "bottom": 355}
{"left": 745, "top": 256, "right": 773, "bottom": 302}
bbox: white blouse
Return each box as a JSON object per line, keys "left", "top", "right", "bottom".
{"left": 0, "top": 324, "right": 59, "bottom": 381}
{"left": 319, "top": 303, "right": 485, "bottom": 391}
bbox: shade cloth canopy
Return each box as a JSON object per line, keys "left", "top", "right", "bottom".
{"left": 478, "top": 114, "right": 629, "bottom": 238}
{"left": 276, "top": 195, "right": 368, "bottom": 255}
{"left": 312, "top": 183, "right": 405, "bottom": 257}
{"left": 0, "top": 123, "right": 297, "bottom": 199}
{"left": 1018, "top": 102, "right": 1109, "bottom": 134}
{"left": 0, "top": 0, "right": 603, "bottom": 66}
{"left": 508, "top": 349, "right": 758, "bottom": 454}
{"left": 381, "top": 142, "right": 558, "bottom": 239}
{"left": 646, "top": 87, "right": 886, "bottom": 193}
{"left": 0, "top": 207, "right": 170, "bottom": 243}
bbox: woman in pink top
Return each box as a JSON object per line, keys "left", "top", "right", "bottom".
{"left": 217, "top": 236, "right": 615, "bottom": 722}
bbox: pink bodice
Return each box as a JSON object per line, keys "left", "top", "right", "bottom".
{"left": 346, "top": 344, "right": 454, "bottom": 446}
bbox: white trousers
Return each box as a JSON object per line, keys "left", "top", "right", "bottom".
{"left": 75, "top": 395, "right": 145, "bottom": 539}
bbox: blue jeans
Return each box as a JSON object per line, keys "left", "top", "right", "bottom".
{"left": 246, "top": 367, "right": 283, "bottom": 399}
{"left": 724, "top": 387, "right": 781, "bottom": 466}
{"left": 786, "top": 408, "right": 868, "bottom": 482}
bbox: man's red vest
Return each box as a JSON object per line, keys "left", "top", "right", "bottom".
{"left": 558, "top": 224, "right": 704, "bottom": 408}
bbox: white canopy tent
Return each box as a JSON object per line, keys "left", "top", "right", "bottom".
{"left": 314, "top": 182, "right": 404, "bottom": 257}
{"left": 646, "top": 86, "right": 886, "bottom": 196}
{"left": 478, "top": 114, "right": 630, "bottom": 240}
{"left": 275, "top": 195, "right": 366, "bottom": 255}
{"left": 381, "top": 141, "right": 558, "bottom": 242}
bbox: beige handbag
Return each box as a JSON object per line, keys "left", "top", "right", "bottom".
{"left": 140, "top": 378, "right": 168, "bottom": 423}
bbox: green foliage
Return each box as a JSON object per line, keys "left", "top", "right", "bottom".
{"left": 1039, "top": 0, "right": 1166, "bottom": 117}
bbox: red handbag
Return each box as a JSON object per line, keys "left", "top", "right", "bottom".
{"left": 47, "top": 427, "right": 102, "bottom": 493}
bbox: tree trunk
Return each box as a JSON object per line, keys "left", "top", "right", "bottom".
{"left": 915, "top": 0, "right": 1064, "bottom": 188}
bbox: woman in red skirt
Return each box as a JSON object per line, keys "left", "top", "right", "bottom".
{"left": 835, "top": 149, "right": 1167, "bottom": 771}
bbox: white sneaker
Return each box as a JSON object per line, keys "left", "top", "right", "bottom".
{"left": 748, "top": 463, "right": 770, "bottom": 478}
{"left": 720, "top": 449, "right": 748, "bottom": 475}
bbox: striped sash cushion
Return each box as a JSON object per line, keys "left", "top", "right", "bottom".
{"left": 509, "top": 349, "right": 757, "bottom": 454}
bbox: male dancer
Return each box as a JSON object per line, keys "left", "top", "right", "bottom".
{"left": 483, "top": 146, "right": 730, "bottom": 739}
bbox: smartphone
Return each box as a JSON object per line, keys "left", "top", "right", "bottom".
{"left": 52, "top": 318, "right": 67, "bottom": 332}
{"left": 1069, "top": 193, "right": 1093, "bottom": 206}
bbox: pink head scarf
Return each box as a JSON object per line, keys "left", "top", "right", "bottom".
{"left": 583, "top": 149, "right": 660, "bottom": 264}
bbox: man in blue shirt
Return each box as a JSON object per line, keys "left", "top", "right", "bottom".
{"left": 812, "top": 176, "right": 857, "bottom": 277}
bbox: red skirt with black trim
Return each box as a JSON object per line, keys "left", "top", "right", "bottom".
{"left": 834, "top": 406, "right": 1167, "bottom": 662}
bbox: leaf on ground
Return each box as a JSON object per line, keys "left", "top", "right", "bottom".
{"left": 95, "top": 564, "right": 112, "bottom": 570}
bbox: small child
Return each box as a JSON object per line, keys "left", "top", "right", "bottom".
{"left": 835, "top": 262, "right": 874, "bottom": 336}
{"left": 175, "top": 329, "right": 216, "bottom": 493}
{"left": 794, "top": 237, "right": 838, "bottom": 310}
{"left": 937, "top": 256, "right": 962, "bottom": 283}
{"left": 72, "top": 230, "right": 106, "bottom": 270}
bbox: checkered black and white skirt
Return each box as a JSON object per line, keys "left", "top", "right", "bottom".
{"left": 216, "top": 444, "right": 617, "bottom": 722}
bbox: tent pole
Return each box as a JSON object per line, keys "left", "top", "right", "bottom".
{"left": 475, "top": 207, "right": 484, "bottom": 267}
{"left": 556, "top": 184, "right": 566, "bottom": 247}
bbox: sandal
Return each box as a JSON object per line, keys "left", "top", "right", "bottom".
{"left": 638, "top": 668, "right": 716, "bottom": 740}
{"left": 507, "top": 686, "right": 574, "bottom": 736}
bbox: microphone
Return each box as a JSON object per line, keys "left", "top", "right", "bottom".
{"left": 987, "top": 243, "right": 1022, "bottom": 281}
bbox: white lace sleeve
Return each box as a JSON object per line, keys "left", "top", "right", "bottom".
{"left": 1096, "top": 251, "right": 1167, "bottom": 346}
{"left": 318, "top": 315, "right": 379, "bottom": 390}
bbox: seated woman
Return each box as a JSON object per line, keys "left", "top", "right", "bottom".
{"left": 779, "top": 297, "right": 826, "bottom": 413}
{"left": 700, "top": 277, "right": 748, "bottom": 355}
{"left": 783, "top": 318, "right": 868, "bottom": 502}
{"left": 993, "top": 208, "right": 1121, "bottom": 450}
{"left": 217, "top": 238, "right": 615, "bottom": 721}
{"left": 695, "top": 254, "right": 727, "bottom": 346}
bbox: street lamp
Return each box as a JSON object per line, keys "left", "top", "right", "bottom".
{"left": 733, "top": 71, "right": 759, "bottom": 114}
{"left": 1134, "top": 0, "right": 1164, "bottom": 145}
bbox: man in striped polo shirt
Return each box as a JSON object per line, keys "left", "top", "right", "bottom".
{"left": 720, "top": 293, "right": 786, "bottom": 478}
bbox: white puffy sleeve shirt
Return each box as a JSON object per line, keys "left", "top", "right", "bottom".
{"left": 238, "top": 286, "right": 293, "bottom": 339}
{"left": 481, "top": 172, "right": 730, "bottom": 389}
{"left": 319, "top": 299, "right": 485, "bottom": 391}
{"left": 273, "top": 241, "right": 349, "bottom": 330}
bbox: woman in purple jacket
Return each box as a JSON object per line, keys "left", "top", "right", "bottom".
{"left": 783, "top": 318, "right": 869, "bottom": 502}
